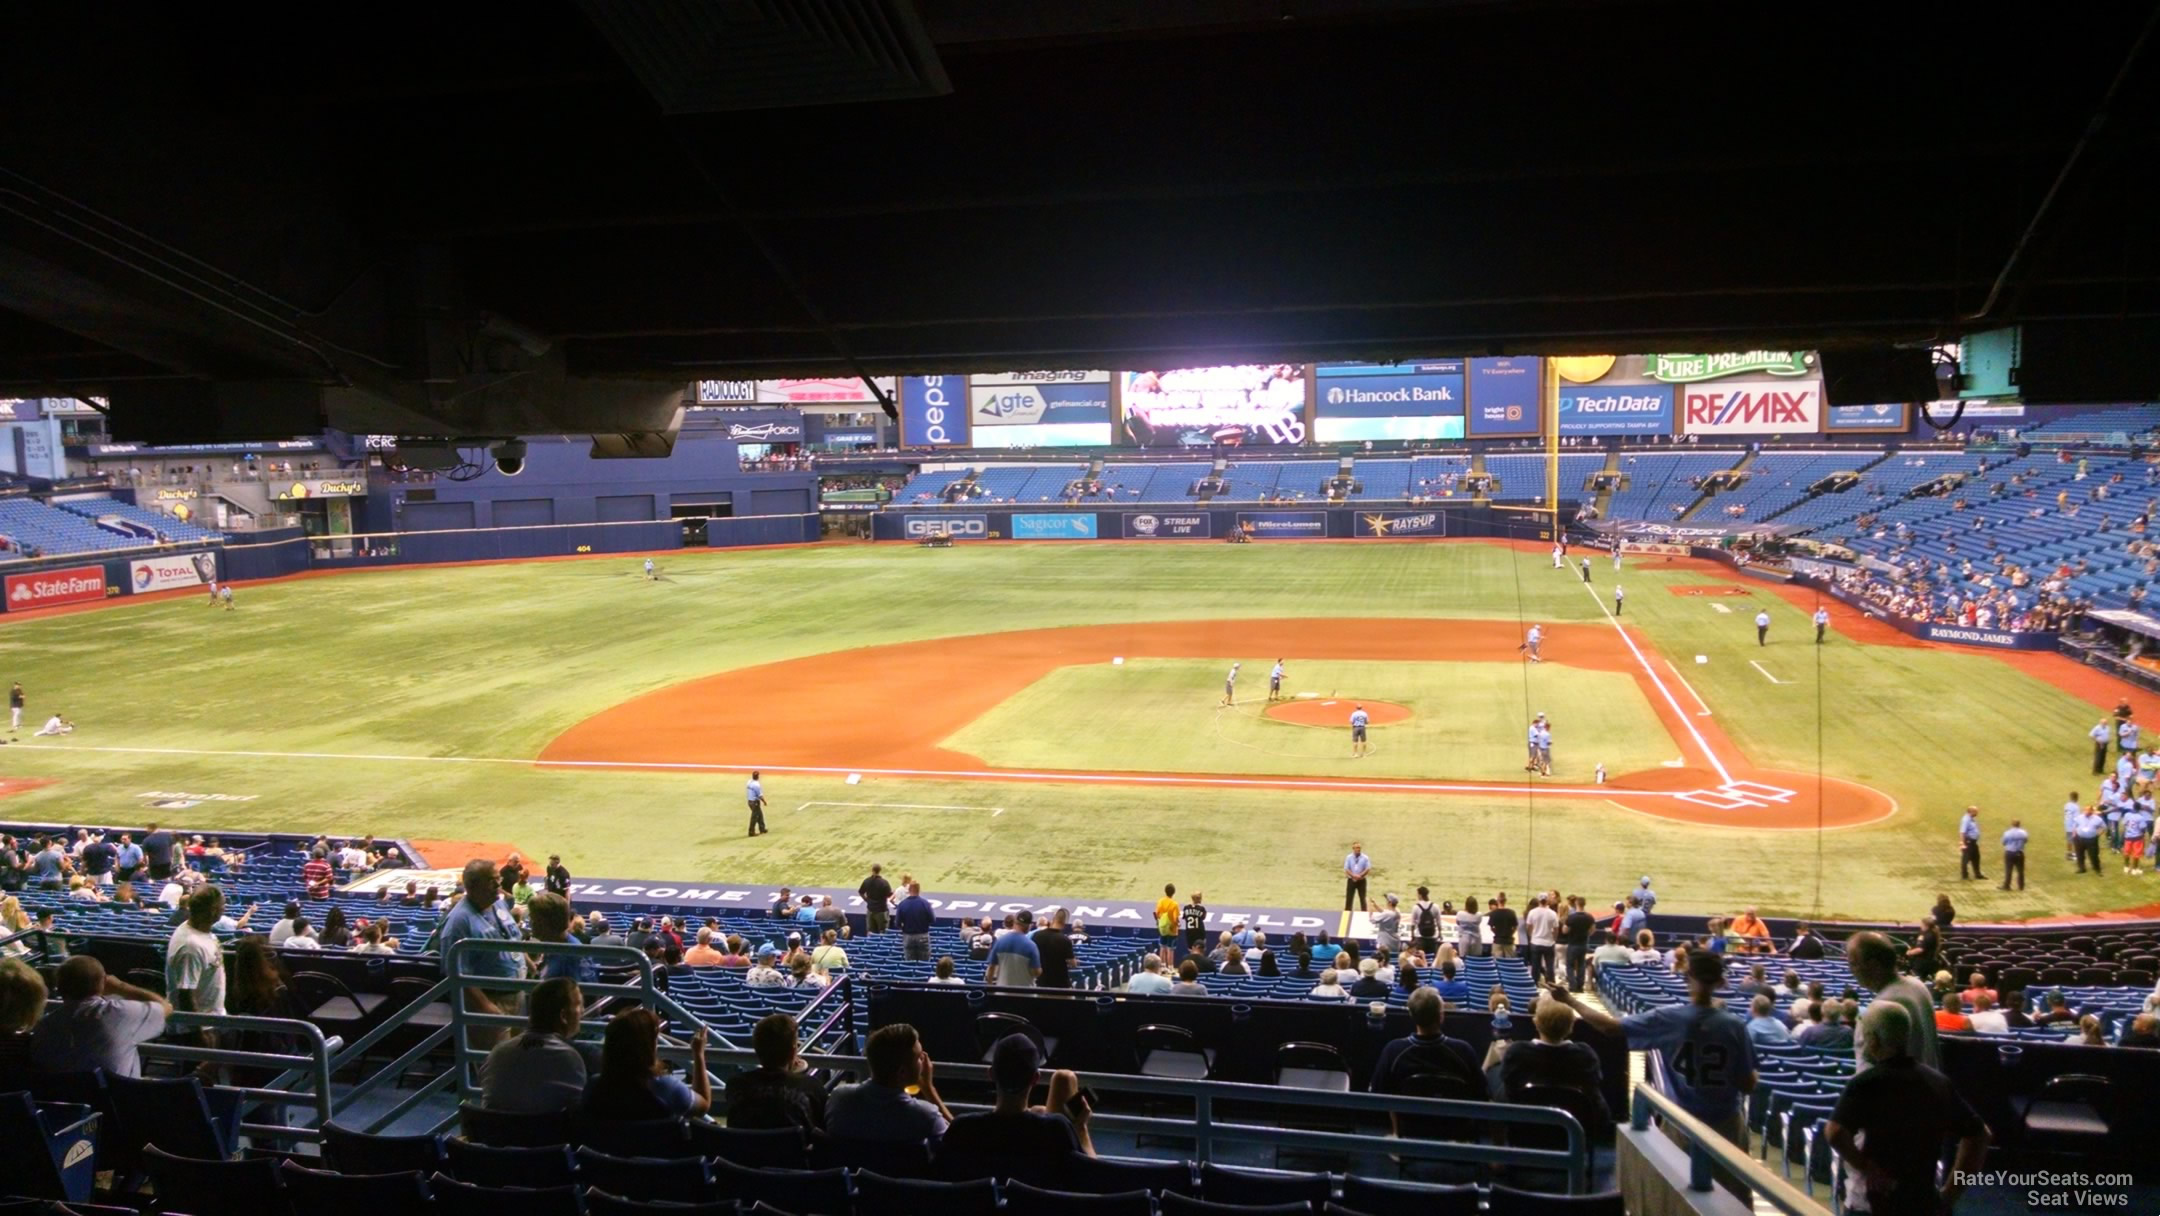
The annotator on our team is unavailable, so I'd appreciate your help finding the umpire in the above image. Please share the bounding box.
[2091,719,2113,775]
[746,770,768,836]
[1957,806,1986,881]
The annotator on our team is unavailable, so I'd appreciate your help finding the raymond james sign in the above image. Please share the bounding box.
[1647,351,1816,383]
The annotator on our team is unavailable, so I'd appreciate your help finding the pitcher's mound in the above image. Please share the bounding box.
[1264,698,1412,727]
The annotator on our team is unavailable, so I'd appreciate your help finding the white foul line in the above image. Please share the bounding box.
[1577,576,1734,783]
[3,741,1702,801]
[796,801,1004,814]
[1663,660,1714,717]
[1748,660,1788,685]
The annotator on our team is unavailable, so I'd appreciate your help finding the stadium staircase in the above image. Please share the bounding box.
[1674,450,1755,521]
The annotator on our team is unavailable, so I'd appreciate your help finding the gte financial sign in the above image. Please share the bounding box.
[1682,379,1822,435]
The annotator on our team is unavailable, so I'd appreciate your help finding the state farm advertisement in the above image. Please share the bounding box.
[5,565,107,611]
[1681,379,1823,436]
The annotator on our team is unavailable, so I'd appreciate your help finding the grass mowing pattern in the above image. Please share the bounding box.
[0,541,2132,920]
[944,658,1677,780]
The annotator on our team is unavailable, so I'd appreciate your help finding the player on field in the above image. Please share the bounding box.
[205,579,219,604]
[8,682,21,733]
[1350,704,1370,758]
[644,558,657,581]
[1814,606,1830,643]
[1611,537,1623,571]
[1269,660,1285,702]
[1579,557,1592,584]
[1221,662,1240,707]
[219,585,235,611]
[1613,584,1625,616]
[1755,608,1771,645]
[1551,542,1563,570]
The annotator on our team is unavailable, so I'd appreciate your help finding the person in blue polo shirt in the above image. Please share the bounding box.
[438,859,521,1041]
[1559,951,1758,1201]
[2092,719,2115,775]
[1956,807,1985,882]
[2072,805,2106,874]
[1999,819,2028,891]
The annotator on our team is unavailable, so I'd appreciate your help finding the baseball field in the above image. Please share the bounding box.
[0,537,2139,922]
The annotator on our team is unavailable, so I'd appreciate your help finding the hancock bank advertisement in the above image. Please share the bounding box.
[1313,361,1466,442]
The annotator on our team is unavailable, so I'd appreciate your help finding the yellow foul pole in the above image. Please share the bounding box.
[1543,356,1561,541]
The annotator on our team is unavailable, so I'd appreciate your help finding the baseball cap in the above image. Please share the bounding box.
[1359,957,1380,976]
[990,1033,1041,1092]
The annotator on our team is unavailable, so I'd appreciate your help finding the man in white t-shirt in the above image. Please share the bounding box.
[166,887,229,1017]
[1524,895,1561,986]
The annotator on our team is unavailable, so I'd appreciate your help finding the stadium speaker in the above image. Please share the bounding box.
[1819,348,1938,407]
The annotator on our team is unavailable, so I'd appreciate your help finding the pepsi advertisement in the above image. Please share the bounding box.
[1466,357,1543,437]
[1557,384,1675,435]
[899,376,970,447]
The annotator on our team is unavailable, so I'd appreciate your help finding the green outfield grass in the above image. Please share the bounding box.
[943,658,1679,780]
[0,541,2135,921]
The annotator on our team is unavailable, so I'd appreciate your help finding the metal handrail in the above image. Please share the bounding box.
[691,1050,1590,1192]
[1629,1081,1824,1215]
[140,1010,335,1145]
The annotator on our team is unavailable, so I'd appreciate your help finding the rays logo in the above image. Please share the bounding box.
[1362,513,1438,536]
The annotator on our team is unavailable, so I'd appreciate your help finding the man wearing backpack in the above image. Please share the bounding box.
[1411,886,1441,955]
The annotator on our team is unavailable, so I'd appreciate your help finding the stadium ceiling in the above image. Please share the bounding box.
[2,1,2158,439]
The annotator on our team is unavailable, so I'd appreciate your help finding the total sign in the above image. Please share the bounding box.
[1681,379,1823,436]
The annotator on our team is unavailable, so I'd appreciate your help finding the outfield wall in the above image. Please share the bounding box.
[216,514,817,582]
[0,545,225,614]
[871,503,1545,543]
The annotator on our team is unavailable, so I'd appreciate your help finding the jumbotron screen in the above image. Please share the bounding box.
[1120,365,1308,447]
